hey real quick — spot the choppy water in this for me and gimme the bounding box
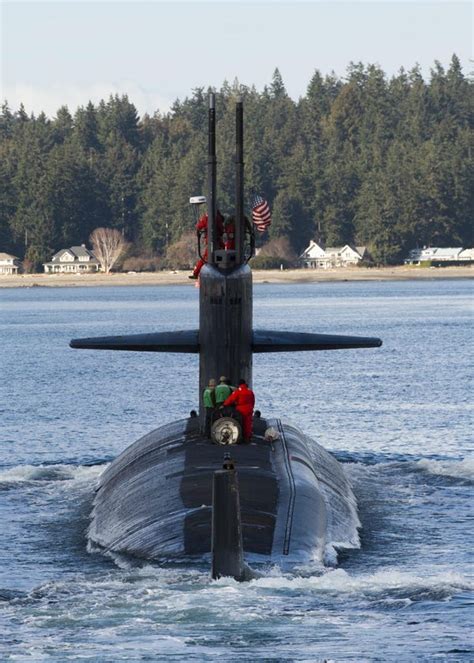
[1,279,472,662]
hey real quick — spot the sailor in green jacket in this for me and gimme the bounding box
[215,375,234,406]
[203,378,217,438]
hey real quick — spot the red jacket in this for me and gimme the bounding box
[223,384,255,415]
[196,211,224,241]
[223,220,235,250]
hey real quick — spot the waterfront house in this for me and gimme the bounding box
[405,248,436,264]
[459,248,474,262]
[405,247,464,265]
[300,242,368,269]
[0,253,21,274]
[325,245,369,267]
[43,245,100,273]
[432,248,463,261]
[299,241,326,268]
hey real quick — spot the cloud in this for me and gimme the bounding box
[1,80,174,118]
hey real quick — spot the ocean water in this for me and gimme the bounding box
[0,278,472,662]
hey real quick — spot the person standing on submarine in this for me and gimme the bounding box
[190,210,225,279]
[223,380,255,443]
[215,376,234,407]
[203,378,217,438]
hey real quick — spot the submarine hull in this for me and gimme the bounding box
[88,416,360,566]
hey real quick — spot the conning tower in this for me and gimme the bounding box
[71,94,381,421]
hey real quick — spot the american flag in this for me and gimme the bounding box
[251,194,272,232]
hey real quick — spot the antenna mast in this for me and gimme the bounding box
[235,98,244,264]
[207,93,217,265]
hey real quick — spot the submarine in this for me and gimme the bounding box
[71,94,382,579]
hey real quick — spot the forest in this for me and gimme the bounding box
[0,54,471,270]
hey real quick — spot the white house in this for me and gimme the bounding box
[0,253,21,274]
[325,245,368,267]
[459,248,474,262]
[405,247,464,264]
[299,241,326,268]
[300,242,368,269]
[432,248,463,261]
[405,248,434,264]
[43,245,100,273]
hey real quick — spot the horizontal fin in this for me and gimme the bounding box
[70,329,381,353]
[252,330,382,352]
[70,330,199,353]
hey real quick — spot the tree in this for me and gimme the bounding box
[165,231,196,269]
[0,102,14,140]
[52,106,73,144]
[270,68,287,99]
[90,227,125,273]
[258,236,296,261]
[101,140,140,240]
[74,101,101,153]
[98,94,141,149]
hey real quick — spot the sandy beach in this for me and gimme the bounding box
[0,265,472,288]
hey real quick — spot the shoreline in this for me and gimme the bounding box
[0,265,472,288]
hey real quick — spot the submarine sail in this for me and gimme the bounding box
[71,94,381,573]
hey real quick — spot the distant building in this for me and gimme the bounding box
[299,241,326,268]
[299,242,369,269]
[405,247,436,264]
[0,253,22,275]
[405,247,465,265]
[324,245,369,268]
[459,248,474,262]
[43,245,100,273]
[432,248,463,261]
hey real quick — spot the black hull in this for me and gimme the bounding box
[89,417,360,566]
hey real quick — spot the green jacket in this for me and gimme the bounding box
[203,387,215,408]
[215,383,233,404]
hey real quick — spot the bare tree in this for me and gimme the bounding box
[165,232,197,269]
[89,228,126,274]
[259,236,297,262]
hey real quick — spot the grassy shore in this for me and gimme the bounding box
[0,265,472,288]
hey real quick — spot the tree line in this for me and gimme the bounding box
[0,55,471,269]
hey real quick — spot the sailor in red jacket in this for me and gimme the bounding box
[223,379,255,442]
[190,210,224,279]
[222,216,235,250]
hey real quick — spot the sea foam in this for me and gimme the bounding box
[415,457,474,481]
[0,463,105,486]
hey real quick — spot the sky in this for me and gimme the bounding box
[1,0,472,118]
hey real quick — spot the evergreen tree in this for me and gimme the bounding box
[137,133,175,252]
[98,94,141,149]
[52,106,73,144]
[0,102,14,140]
[74,101,101,153]
[270,68,287,99]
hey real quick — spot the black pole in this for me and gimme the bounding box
[207,93,217,266]
[235,98,244,265]
[211,455,246,580]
